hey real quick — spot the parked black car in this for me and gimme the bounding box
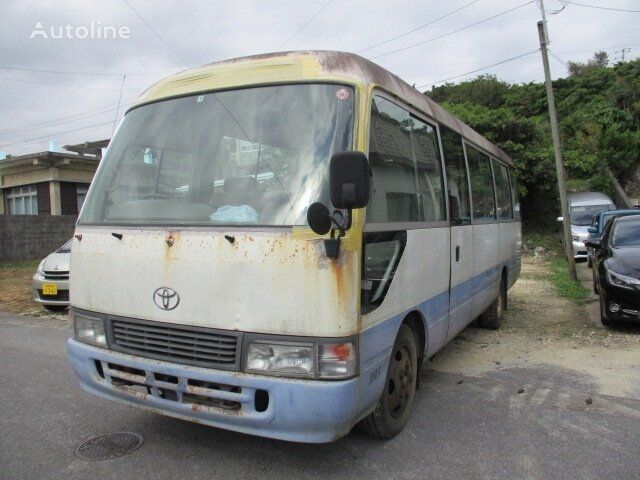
[588,215,640,326]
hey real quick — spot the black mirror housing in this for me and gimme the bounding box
[585,239,601,249]
[330,151,371,210]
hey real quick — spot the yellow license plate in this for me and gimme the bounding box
[42,283,58,295]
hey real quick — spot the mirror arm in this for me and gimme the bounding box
[323,209,350,259]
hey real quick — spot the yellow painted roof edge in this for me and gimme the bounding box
[134,52,365,108]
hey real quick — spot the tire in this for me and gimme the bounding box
[358,324,418,439]
[44,304,68,312]
[599,292,613,327]
[587,256,592,269]
[478,277,506,330]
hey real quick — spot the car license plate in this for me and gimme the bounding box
[42,283,58,295]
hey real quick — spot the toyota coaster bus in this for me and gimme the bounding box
[67,51,521,443]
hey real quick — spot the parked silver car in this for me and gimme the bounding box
[559,192,615,260]
[32,239,71,311]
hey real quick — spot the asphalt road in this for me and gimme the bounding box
[1,312,639,480]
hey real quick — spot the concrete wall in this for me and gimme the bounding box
[0,215,77,263]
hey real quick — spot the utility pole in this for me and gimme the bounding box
[537,0,577,281]
[614,47,630,62]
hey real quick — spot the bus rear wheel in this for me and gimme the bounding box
[358,324,418,439]
[478,277,505,330]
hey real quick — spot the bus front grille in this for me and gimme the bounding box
[108,317,242,371]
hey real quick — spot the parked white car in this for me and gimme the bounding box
[32,239,71,311]
[559,192,615,260]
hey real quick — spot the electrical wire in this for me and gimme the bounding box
[358,0,481,53]
[562,1,640,13]
[0,74,141,92]
[121,0,185,64]
[0,98,137,135]
[548,49,568,67]
[0,121,114,149]
[277,0,335,49]
[417,48,540,88]
[0,65,174,76]
[371,1,535,59]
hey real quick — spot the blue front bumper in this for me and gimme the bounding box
[67,339,361,443]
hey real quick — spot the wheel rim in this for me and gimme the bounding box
[387,344,414,419]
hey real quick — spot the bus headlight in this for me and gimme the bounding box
[245,339,357,379]
[246,342,315,377]
[73,310,107,348]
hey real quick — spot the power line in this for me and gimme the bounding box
[0,65,174,77]
[121,0,185,64]
[358,0,481,53]
[0,74,141,92]
[0,96,137,135]
[556,43,640,55]
[561,1,640,13]
[371,1,535,59]
[0,121,114,149]
[277,0,335,49]
[548,49,568,67]
[418,48,540,88]
[0,101,135,136]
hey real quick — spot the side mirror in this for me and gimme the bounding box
[330,151,371,209]
[307,202,332,236]
[585,239,601,249]
[587,226,597,235]
[557,216,563,222]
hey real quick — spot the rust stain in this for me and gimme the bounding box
[164,230,181,260]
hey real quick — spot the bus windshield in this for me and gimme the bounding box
[79,83,354,226]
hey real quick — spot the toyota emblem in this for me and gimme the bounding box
[153,287,180,311]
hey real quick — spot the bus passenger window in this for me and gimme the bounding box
[368,96,420,223]
[410,117,445,222]
[492,159,513,219]
[466,145,496,220]
[440,126,470,223]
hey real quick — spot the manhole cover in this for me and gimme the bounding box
[76,432,144,461]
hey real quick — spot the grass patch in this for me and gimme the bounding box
[522,230,563,257]
[0,260,40,314]
[548,257,589,301]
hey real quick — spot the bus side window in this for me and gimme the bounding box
[440,126,470,223]
[410,117,446,222]
[510,170,521,221]
[367,96,420,223]
[466,145,496,220]
[492,159,512,219]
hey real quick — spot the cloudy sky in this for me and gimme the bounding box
[0,0,638,156]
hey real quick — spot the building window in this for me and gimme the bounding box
[76,185,89,213]
[7,185,38,215]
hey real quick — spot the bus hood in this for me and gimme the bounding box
[70,228,360,337]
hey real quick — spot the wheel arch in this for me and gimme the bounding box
[401,310,427,361]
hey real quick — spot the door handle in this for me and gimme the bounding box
[455,245,460,262]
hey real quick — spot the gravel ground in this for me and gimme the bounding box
[428,258,640,400]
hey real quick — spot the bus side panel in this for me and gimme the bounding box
[447,224,475,341]
[357,228,449,417]
[471,223,501,319]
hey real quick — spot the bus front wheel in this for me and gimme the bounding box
[358,324,418,439]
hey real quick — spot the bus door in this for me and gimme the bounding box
[441,129,474,341]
